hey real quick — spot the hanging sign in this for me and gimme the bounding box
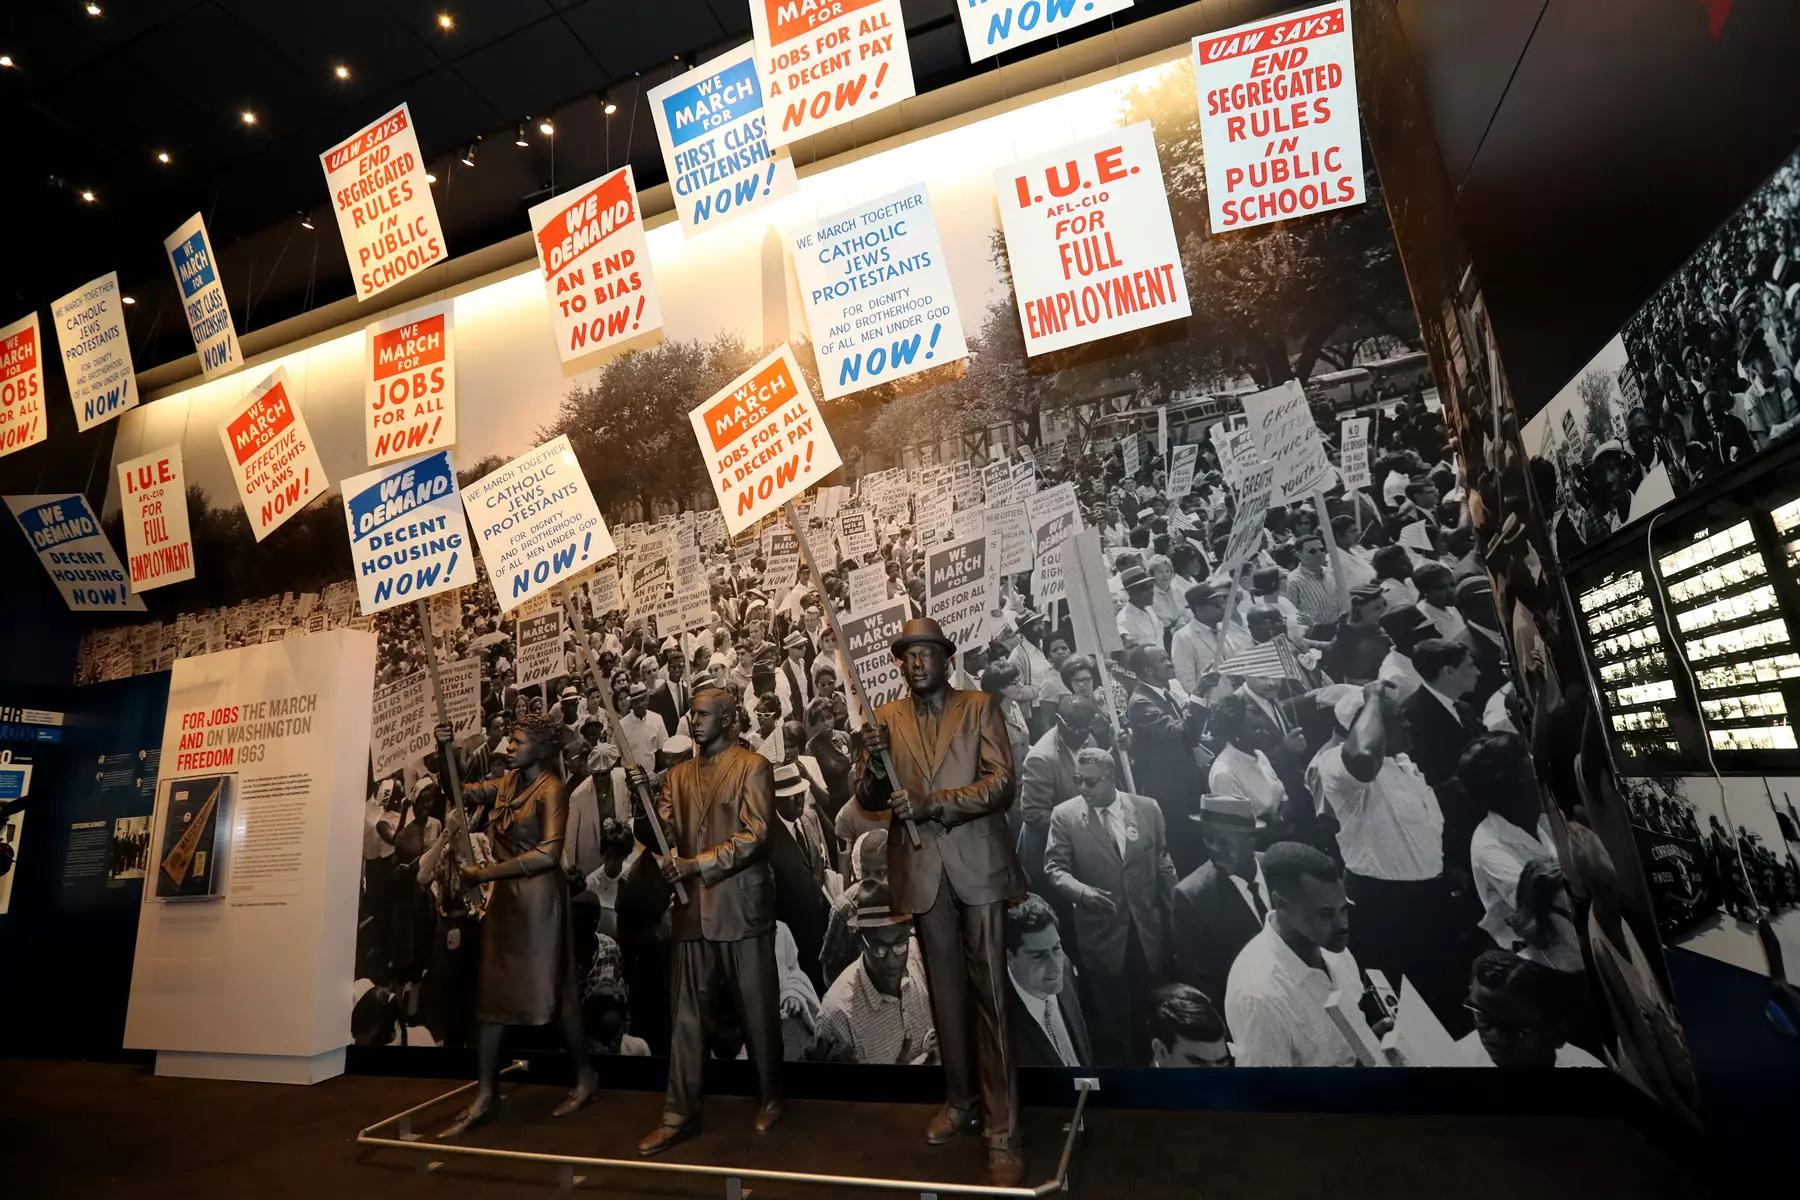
[689,344,842,536]
[752,0,916,149]
[460,434,616,610]
[0,312,47,458]
[217,367,329,541]
[164,213,243,376]
[959,0,1133,62]
[528,167,664,363]
[995,121,1191,355]
[341,450,477,615]
[52,272,138,432]
[6,493,145,612]
[118,445,197,592]
[320,102,448,301]
[364,299,456,465]
[649,42,800,237]
[1191,0,1365,232]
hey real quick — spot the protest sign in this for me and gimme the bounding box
[117,446,196,592]
[52,272,138,432]
[1032,541,1068,606]
[1241,379,1334,504]
[952,460,980,512]
[6,493,145,612]
[529,167,664,363]
[649,42,800,237]
[959,0,1132,61]
[461,434,616,610]
[164,213,243,376]
[0,312,47,458]
[840,600,909,709]
[982,460,1013,506]
[340,450,477,615]
[515,611,565,689]
[924,530,994,653]
[1167,442,1199,498]
[848,562,889,612]
[1122,432,1141,479]
[688,344,842,535]
[365,299,455,465]
[995,121,1190,356]
[916,488,953,546]
[1339,415,1371,490]
[839,505,876,559]
[320,103,448,301]
[752,0,914,148]
[791,183,968,399]
[369,657,479,778]
[1192,0,1364,232]
[426,589,461,642]
[1219,460,1277,575]
[589,566,622,617]
[1026,481,1081,556]
[217,367,329,541]
[1011,459,1037,498]
[986,501,1033,576]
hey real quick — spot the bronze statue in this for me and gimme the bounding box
[436,712,599,1137]
[631,686,784,1156]
[857,616,1028,1188]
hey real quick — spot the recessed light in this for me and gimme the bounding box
[241,110,257,125]
[80,190,96,203]
[0,55,14,68]
[334,64,350,80]
[155,150,171,164]
[603,101,617,115]
[437,13,454,30]
[538,120,554,136]
[85,3,102,16]
[425,172,437,183]
[121,296,136,305]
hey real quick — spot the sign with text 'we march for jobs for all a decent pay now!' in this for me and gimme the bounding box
[364,299,455,466]
[216,367,330,541]
[649,42,799,238]
[52,272,138,433]
[791,183,968,400]
[460,434,615,611]
[690,343,843,536]
[957,0,1133,62]
[529,167,664,364]
[6,493,145,613]
[0,312,47,459]
[1191,0,1364,232]
[164,213,243,377]
[752,0,915,149]
[117,445,196,592]
[994,121,1191,356]
[341,450,477,616]
[320,103,448,302]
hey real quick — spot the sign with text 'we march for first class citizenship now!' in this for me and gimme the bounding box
[792,183,967,400]
[365,299,455,466]
[649,42,799,238]
[1192,0,1364,232]
[341,451,477,616]
[117,445,196,592]
[689,344,843,536]
[753,0,914,149]
[320,103,448,301]
[164,213,242,377]
[216,367,330,541]
[53,272,138,433]
[6,493,145,613]
[995,121,1191,356]
[0,312,47,459]
[529,167,664,363]
[958,0,1132,62]
[460,434,615,611]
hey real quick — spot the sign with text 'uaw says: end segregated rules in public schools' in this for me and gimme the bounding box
[320,103,448,301]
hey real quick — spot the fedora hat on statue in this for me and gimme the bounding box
[890,616,957,658]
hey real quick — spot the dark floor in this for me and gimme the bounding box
[0,1060,1705,1199]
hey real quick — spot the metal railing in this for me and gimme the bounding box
[356,1063,1096,1197]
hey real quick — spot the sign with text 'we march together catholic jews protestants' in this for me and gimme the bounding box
[957,0,1133,62]
[690,343,843,536]
[791,183,968,400]
[364,299,456,465]
[460,434,615,611]
[117,445,196,592]
[529,167,664,363]
[752,0,915,149]
[165,213,243,377]
[52,272,138,433]
[6,494,145,613]
[1192,0,1364,232]
[320,103,448,302]
[341,450,477,616]
[649,42,800,238]
[0,312,47,459]
[216,367,330,541]
[994,121,1191,356]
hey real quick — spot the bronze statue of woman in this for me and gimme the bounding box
[438,711,600,1136]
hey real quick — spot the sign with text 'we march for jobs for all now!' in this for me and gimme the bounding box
[364,299,455,465]
[460,434,615,611]
[1192,0,1364,232]
[216,367,330,541]
[117,446,196,592]
[6,493,145,613]
[52,272,138,433]
[164,213,243,377]
[0,312,47,459]
[958,0,1133,62]
[995,121,1191,356]
[689,344,843,536]
[320,103,448,301]
[753,0,915,149]
[529,167,664,363]
[649,42,799,238]
[791,183,968,400]
[341,450,477,616]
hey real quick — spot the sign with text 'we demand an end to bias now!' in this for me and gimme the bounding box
[364,299,455,465]
[320,103,448,301]
[689,344,843,537]
[215,367,330,541]
[753,0,914,149]
[341,450,477,616]
[649,42,799,238]
[528,167,664,363]
[460,434,615,611]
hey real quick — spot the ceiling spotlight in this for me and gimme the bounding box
[298,211,314,230]
[0,55,14,68]
[460,141,477,167]
[121,295,136,305]
[155,150,171,164]
[80,189,96,203]
[425,171,437,184]
[334,64,350,80]
[437,13,454,30]
[86,3,102,15]
[538,119,554,136]
[515,122,530,147]
[241,110,257,125]
[603,100,618,115]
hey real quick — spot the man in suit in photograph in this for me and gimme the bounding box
[1169,794,1269,1015]
[1400,638,1484,875]
[1003,892,1092,1068]
[646,651,690,736]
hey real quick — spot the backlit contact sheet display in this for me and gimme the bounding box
[1576,569,1684,762]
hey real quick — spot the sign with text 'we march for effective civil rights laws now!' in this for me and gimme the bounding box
[1192,0,1364,232]
[117,445,196,592]
[994,121,1191,356]
[52,272,138,433]
[649,42,799,238]
[753,0,914,149]
[689,344,843,536]
[0,312,47,459]
[216,367,330,541]
[165,213,243,377]
[364,299,455,465]
[460,434,615,611]
[6,493,145,613]
[341,450,477,616]
[529,167,664,363]
[320,103,448,301]
[958,0,1133,62]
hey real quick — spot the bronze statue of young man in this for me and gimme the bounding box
[858,617,1028,1187]
[630,686,783,1156]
